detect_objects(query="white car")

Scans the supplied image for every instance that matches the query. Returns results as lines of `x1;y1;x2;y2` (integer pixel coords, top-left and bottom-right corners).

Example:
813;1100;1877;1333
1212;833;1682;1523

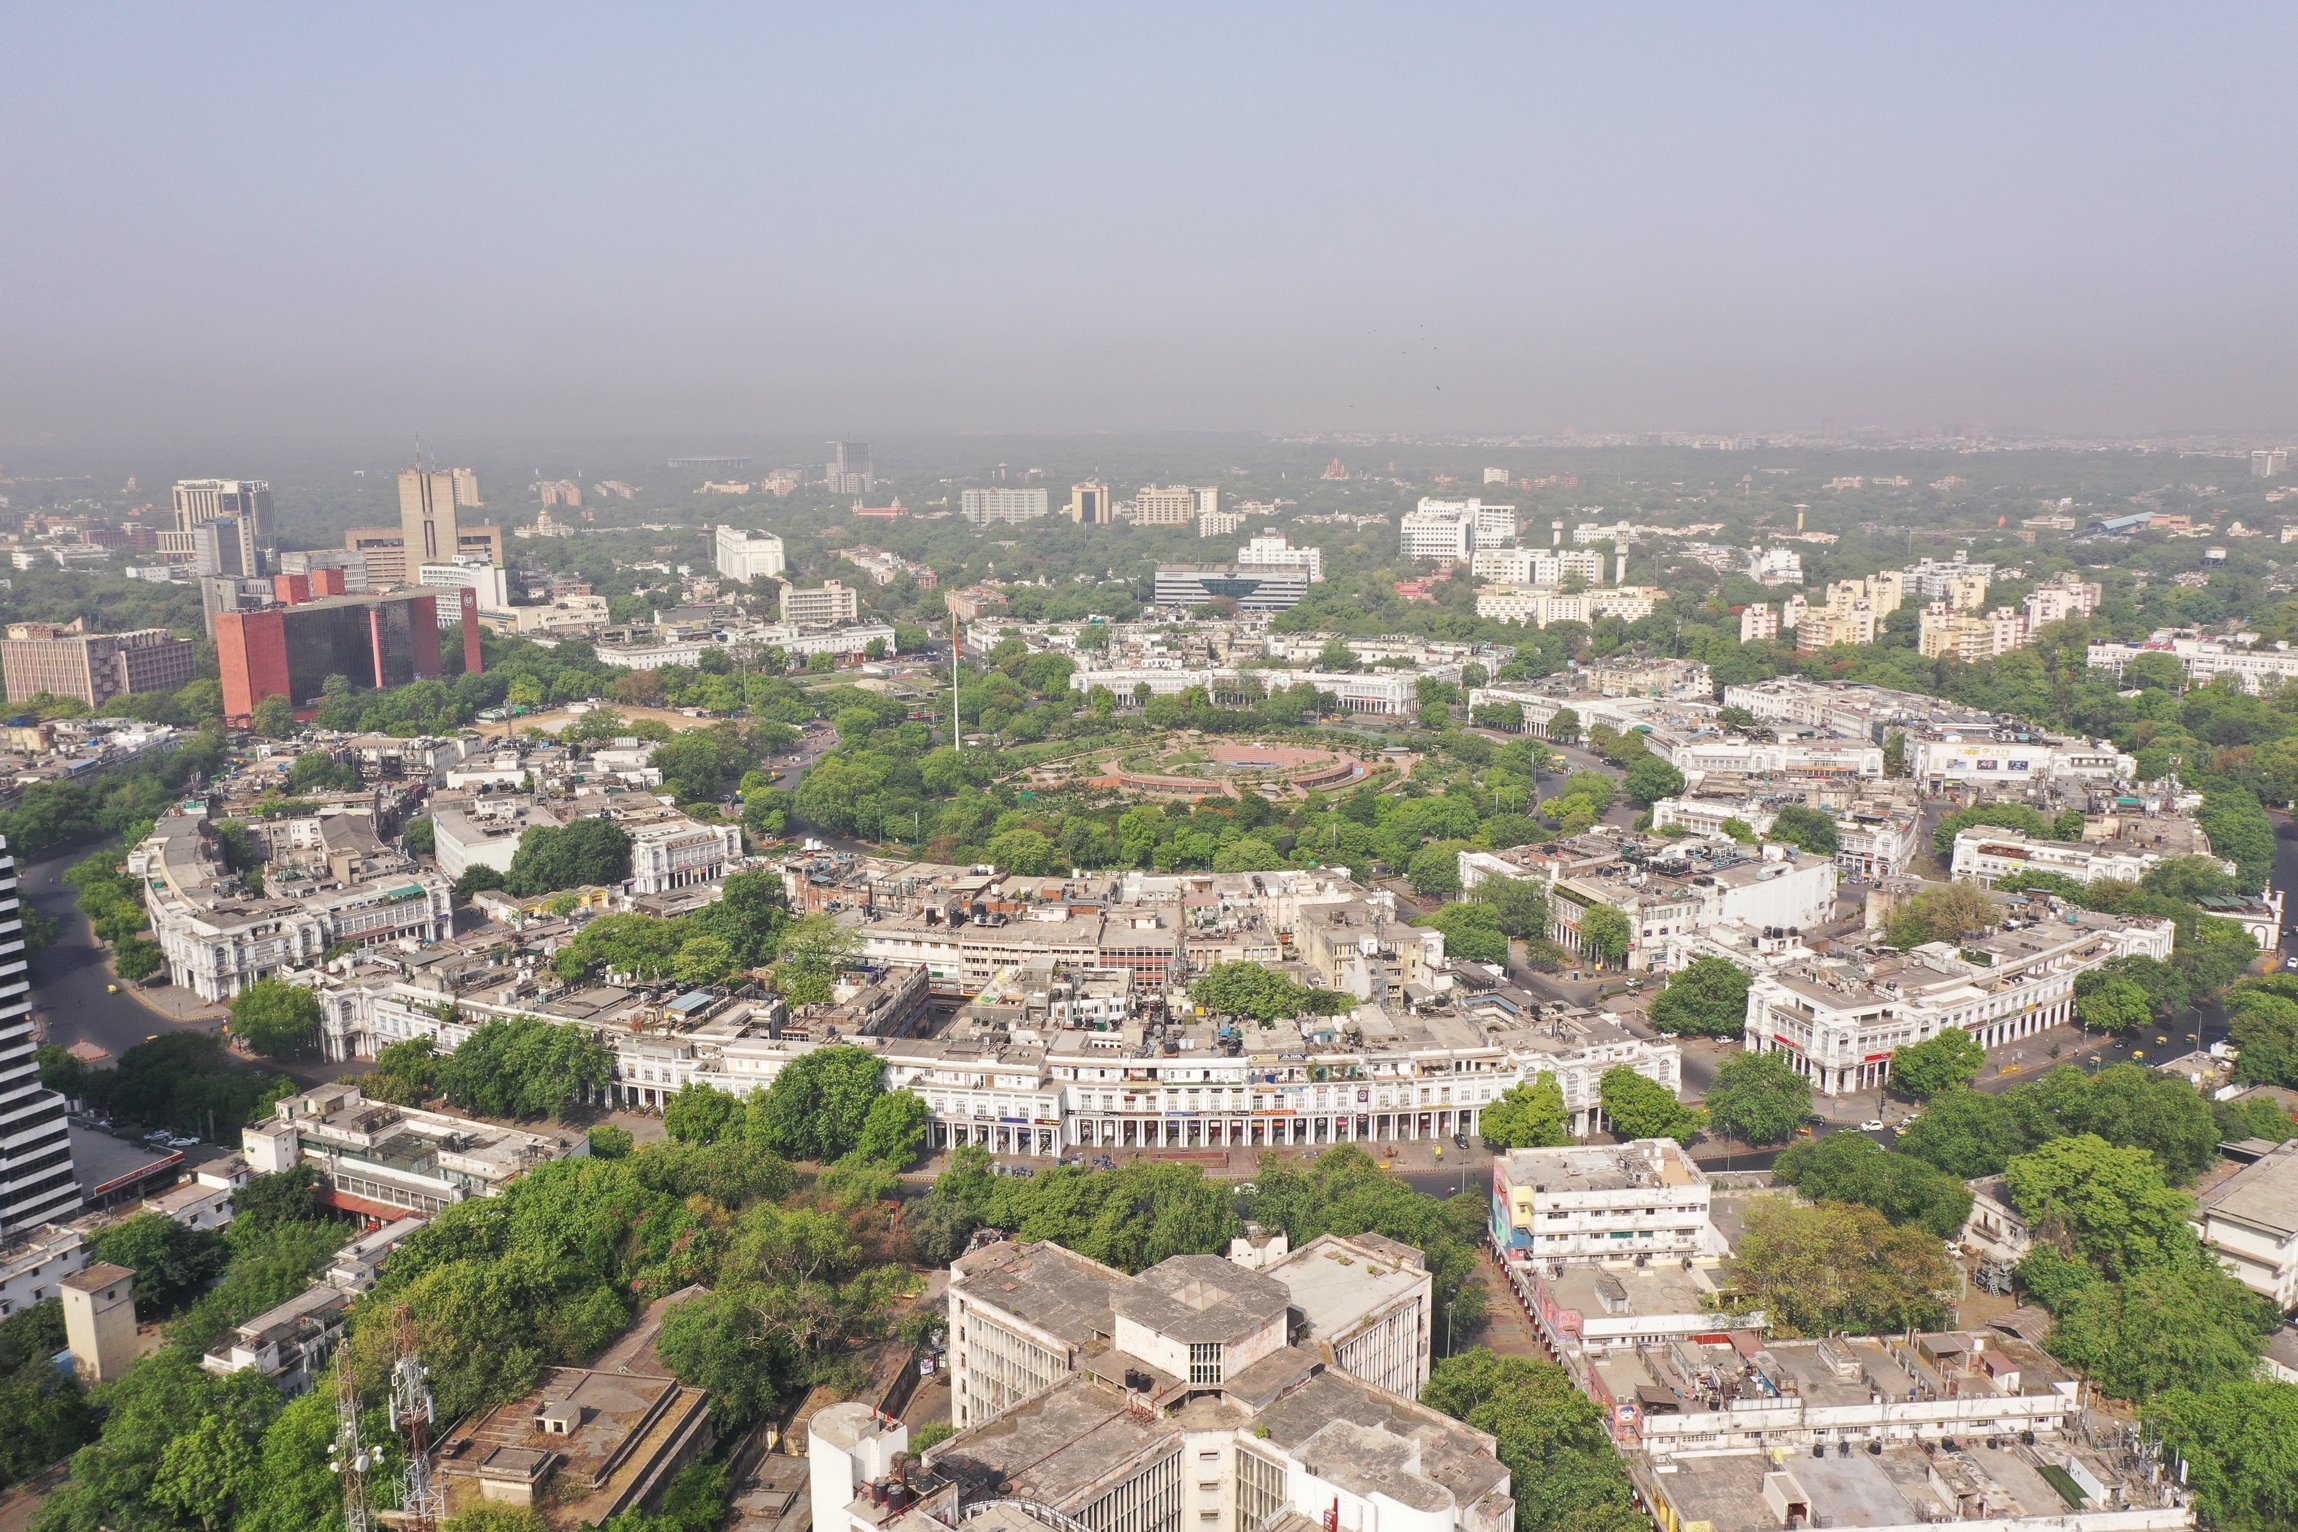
1859;1119;1887;1132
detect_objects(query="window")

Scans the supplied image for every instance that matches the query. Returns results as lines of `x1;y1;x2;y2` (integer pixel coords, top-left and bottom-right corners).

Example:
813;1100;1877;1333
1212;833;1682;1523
1189;1342;1223;1385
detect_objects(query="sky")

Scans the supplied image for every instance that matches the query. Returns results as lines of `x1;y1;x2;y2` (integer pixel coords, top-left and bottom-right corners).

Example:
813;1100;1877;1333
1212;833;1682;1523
4;3;2295;443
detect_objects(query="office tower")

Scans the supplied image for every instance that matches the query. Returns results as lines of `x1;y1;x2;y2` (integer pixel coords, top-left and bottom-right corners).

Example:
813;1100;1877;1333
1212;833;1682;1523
1067;482;1113;525
0;623;197;708
398;468;461;568
0;836;78;1234
1131;486;1197;526
1399;500;1480;561
2255;450;2289;479
171;480;275;571
345;527;409;587
451;467;482;506
216;588;478;721
189;517;255;579
826;441;875;495
960;488;1051;525
713;526;787;583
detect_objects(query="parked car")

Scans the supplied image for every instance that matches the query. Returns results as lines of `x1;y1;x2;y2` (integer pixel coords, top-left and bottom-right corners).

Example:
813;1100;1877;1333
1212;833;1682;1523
1859;1119;1886;1132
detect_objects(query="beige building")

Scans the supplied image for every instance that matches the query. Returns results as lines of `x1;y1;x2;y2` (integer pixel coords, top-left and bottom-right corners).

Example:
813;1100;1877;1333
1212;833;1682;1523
1067;482;1113;525
1129;485;1199;526
0;622;196;708
398;469;460;567
1919;601;2026;662
780;580;861;626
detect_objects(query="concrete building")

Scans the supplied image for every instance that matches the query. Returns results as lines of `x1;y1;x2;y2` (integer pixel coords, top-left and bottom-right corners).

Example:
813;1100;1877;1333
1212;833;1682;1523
1738;603;1779;642
437;1356;712;1525
1399;499;1482;562
417;560;510;614
216;587;480;722
960;487;1051;525
242;1081;585;1220
2022;572;2103;629
60;1262;136;1385
2194;1138;2298;1308
1490;1139;1712;1265
1948;825;2214;889
1469;546;1606;585
0;1225;88;1320
780;581;862;626
1918;601;2026;662
170;479;275;571
1903;730;2133;790
1128;485;1200;527
1067;482;1114;525
0;838;77;1235
1742;903;2176;1096
200;1281;350;1391
2087;633;2298;695
398;468;460;568
1747;546;1802;586
1543;843;1839;974
1236;532;1324;581
713;526;788;584
1151;564;1311;613
431;799;565;882
1474;585;1660;627
0;622;196;709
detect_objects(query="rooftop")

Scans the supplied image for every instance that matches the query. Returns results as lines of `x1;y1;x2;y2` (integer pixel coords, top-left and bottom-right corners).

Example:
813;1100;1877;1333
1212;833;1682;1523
1114;1254;1290;1345
2198;1139;2298;1237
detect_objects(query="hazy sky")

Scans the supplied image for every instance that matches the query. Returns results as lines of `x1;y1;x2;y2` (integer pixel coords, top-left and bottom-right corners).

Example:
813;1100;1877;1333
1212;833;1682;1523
5;4;2294;441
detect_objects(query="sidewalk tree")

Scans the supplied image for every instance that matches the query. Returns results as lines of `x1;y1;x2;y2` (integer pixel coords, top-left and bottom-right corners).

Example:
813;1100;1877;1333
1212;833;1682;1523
1772;1132;1973;1237
2075;971;2155;1033
1597;1067;1705;1145
1648;957;1751;1038
1705;1050;1811;1146
1721;1195;1957;1336
2003;1134;2196;1277
1420;1350;1643;1532
1577;906;1630;969
1888;1028;1985;1097
228;978;323;1059
1480;1073;1569;1150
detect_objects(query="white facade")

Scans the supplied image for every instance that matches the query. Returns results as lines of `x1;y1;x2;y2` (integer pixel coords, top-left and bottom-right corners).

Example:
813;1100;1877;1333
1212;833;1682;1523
2194;1141;2298;1309
2088;635;2298;695
626;815;743;894
0;839;76;1234
1739;603;1779;642
1747;546;1803;586
0;1225;86;1319
1399;500;1480;561
711;526;786;584
960;487;1051;525
1236;533;1324;581
1490;1139;1712;1264
1906;734;2134;789
1666;735;1884;780
1469;546;1605;585
1949;826;2194;888
416;561;510;612
1475;585;1659;627
780;581;861;626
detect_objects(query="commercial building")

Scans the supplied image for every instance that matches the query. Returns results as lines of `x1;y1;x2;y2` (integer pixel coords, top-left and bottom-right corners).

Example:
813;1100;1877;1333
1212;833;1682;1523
1197;502;1245;537
1399;499;1483;561
960;487;1052;525
242;1081;586;1220
169;479;275;571
780;581;862;626
1903;729;2132;790
216;587;480;721
1948;824;2223;889
1469;546;1605;585
1235;532;1323;581
0;838;78;1236
2087;633;2298;695
1746;546;1802;586
1151;564;1311;613
131;812;454;1001
398;467;461;567
1490;1139;1713;1265
713;526;788;584
1542;843;1839;974
826;441;874;495
346;526;411;588
0;622;196;709
1130;484;1200;527
1741;901;2175;1096
1474;585;1659;627
417;561;510;613
1067;482;1113;525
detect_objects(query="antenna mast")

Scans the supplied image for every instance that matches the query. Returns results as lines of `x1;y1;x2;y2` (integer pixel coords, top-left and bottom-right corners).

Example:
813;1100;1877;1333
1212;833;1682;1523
330;1363;373;1532
392;1310;448;1532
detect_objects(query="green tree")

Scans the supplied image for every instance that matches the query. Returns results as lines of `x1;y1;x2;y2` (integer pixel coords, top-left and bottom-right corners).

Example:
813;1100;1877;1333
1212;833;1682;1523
1647;957;1750;1037
1576;905;1630;968
150;1411;262;1531
1418;902;1508;965
228;978;323;1059
663;1082;744;1144
1889;1028;1986;1097
1419;1350;1642;1532
1621;753;1685;806
1189;962;1351;1022
774;913;859;1007
434;1019;612;1119
1706;1049;1811;1145
2147;1381;2298;1531
1720;1195;1958;1336
251;694;296;739
505;817;634;896
2043;1256;2276;1402
2074;971;2154;1033
1597;1066;1705;1145
1480;1073;1568;1150
1885;880;2002;948
672;934;740;987
748;1045;884;1162
1771;1132;1974;1237
2003;1134;2196;1277
854;1090;929;1168
1769;805;1839;855
91;1212;221;1312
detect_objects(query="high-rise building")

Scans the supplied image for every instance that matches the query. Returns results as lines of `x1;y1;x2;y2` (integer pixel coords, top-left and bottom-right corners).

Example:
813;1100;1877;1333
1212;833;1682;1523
1067;482;1113;525
826;441;874;495
189;517;255;578
1399;500;1480;562
451;467;482;507
1130;485;1199;526
345;527;408;588
960;488;1051;525
398;468;461;568
1236;532;1324;582
0;623;197;709
2253;449;2288;479
0;836;78;1234
170;480;275;572
216;588;479;721
713;526;787;583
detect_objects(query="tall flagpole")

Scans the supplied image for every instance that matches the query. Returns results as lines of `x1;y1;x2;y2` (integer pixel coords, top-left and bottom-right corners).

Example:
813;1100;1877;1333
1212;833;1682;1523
951;620;961;753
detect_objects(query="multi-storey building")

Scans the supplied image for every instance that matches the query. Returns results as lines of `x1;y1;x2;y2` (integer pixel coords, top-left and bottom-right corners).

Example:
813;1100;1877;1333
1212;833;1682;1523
1130;485;1200;527
1948;824;2222;889
169;479;275;572
1196;502;1245;537
2087;633;2298;694
216;586;479;721
1490;1139;1713;1265
1235;533;1323;581
1742;902;2175;1095
0;623;196;708
1399;500;1481;561
1903;554;1997;605
1474;585;1659;627
1067;482;1113;525
1918;600;2026;661
242;1082;584;1220
2022;571;2102;628
1738;602;1778;642
712;525;786;583
779;580;861;626
2194;1139;2298;1308
1746;546;1802;586
397;468;461;567
825;441;874;495
960;487;1051;525
0;838;77;1236
1903;728;2132;789
1468;546;1605;585
1150;564;1310;613
1543;844;1838;973
131;812;453;1001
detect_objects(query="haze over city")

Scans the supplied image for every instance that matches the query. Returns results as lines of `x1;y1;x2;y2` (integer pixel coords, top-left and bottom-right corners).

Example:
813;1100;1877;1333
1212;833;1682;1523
6;3;2296;443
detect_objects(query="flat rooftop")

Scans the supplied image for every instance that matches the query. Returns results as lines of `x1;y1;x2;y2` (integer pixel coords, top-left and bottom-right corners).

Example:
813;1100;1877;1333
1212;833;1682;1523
1497;1139;1702;1194
953;1240;1127;1348
2199;1140;2298;1237
1268;1235;1427;1344
1114;1254;1290;1345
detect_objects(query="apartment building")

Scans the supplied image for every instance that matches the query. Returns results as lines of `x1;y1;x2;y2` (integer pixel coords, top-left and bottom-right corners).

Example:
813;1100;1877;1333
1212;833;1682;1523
960;487;1051;525
1475;585;1659;627
1742;903;2176;1095
0;838;77;1237
2194;1140;2298;1308
2087;633;2298;695
1738;603;1779;642
1904;554;1997;605
1130;485;1200;526
2023;571;2103;628
712;526;787;583
1399;500;1480;561
1918;601;2026;662
1747;546;1802;586
779;580;861;626
1235;532;1323;581
0;623;196;709
1544;844;1838;973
